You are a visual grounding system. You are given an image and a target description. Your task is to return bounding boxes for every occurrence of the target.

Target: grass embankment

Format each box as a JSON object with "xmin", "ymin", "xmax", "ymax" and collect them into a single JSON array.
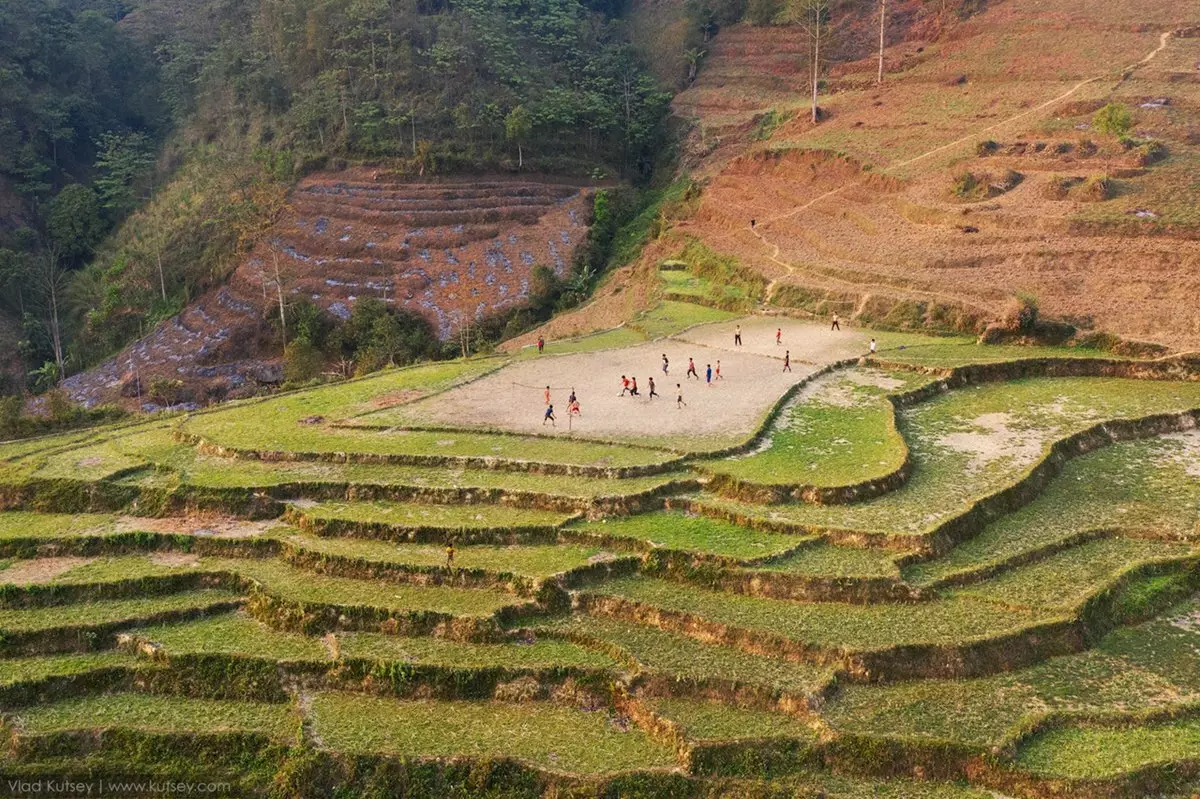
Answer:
[
  {"xmin": 565, "ymin": 512, "xmax": 805, "ymax": 561},
  {"xmin": 699, "ymin": 377, "xmax": 1200, "ymax": 540},
  {"xmin": 0, "ymin": 590, "xmax": 241, "ymax": 634},
  {"xmin": 306, "ymin": 692, "xmax": 678, "ymax": 774},
  {"xmin": 702, "ymin": 368, "xmax": 929, "ymax": 489},
  {"xmin": 543, "ymin": 614, "xmax": 833, "ymax": 696},
  {"xmin": 824, "ymin": 597, "xmax": 1200, "ymax": 747},
  {"xmin": 13, "ymin": 693, "xmax": 299, "ymax": 739},
  {"xmin": 650, "ymin": 697, "xmax": 814, "ymax": 742},
  {"xmin": 584, "ymin": 574, "xmax": 1048, "ymax": 650},
  {"xmin": 904, "ymin": 433, "xmax": 1200, "ymax": 585}
]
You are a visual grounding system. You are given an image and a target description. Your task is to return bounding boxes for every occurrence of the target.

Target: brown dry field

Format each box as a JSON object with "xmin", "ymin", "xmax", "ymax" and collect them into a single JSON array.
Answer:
[
  {"xmin": 665, "ymin": 0, "xmax": 1200, "ymax": 349},
  {"xmin": 385, "ymin": 319, "xmax": 872, "ymax": 451}
]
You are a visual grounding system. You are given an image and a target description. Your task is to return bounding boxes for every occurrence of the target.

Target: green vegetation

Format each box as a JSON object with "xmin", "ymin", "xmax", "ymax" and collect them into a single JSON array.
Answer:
[
  {"xmin": 0, "ymin": 512, "xmax": 117, "ymax": 542},
  {"xmin": 544, "ymin": 615, "xmax": 834, "ymax": 696},
  {"xmin": 752, "ymin": 543, "xmax": 902, "ymax": 579},
  {"xmin": 628, "ymin": 301, "xmax": 737, "ymax": 340},
  {"xmin": 585, "ymin": 574, "xmax": 1048, "ymax": 650},
  {"xmin": 0, "ymin": 651, "xmax": 136, "ymax": 685},
  {"xmin": 703, "ymin": 368, "xmax": 927, "ymax": 488},
  {"xmin": 661, "ymin": 239, "xmax": 768, "ymax": 311},
  {"xmin": 307, "ymin": 693, "xmax": 677, "ymax": 774},
  {"xmin": 0, "ymin": 590, "xmax": 241, "ymax": 634},
  {"xmin": 877, "ymin": 342, "xmax": 1125, "ymax": 367},
  {"xmin": 905, "ymin": 434, "xmax": 1200, "ymax": 586},
  {"xmin": 287, "ymin": 534, "xmax": 605, "ymax": 579},
  {"xmin": 702, "ymin": 377, "xmax": 1200, "ymax": 540},
  {"xmin": 335, "ymin": 633, "xmax": 615, "ymax": 670},
  {"xmin": 132, "ymin": 613, "xmax": 329, "ymax": 662},
  {"xmin": 650, "ymin": 697, "xmax": 814, "ymax": 742},
  {"xmin": 14, "ymin": 693, "xmax": 298, "ymax": 740},
  {"xmin": 566, "ymin": 511, "xmax": 803, "ymax": 561},
  {"xmin": 292, "ymin": 501, "xmax": 574, "ymax": 534},
  {"xmin": 1016, "ymin": 718, "xmax": 1200, "ymax": 778}
]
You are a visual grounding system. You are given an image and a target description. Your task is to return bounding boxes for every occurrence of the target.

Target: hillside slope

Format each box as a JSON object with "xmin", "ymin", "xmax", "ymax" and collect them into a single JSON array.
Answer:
[
  {"xmin": 669, "ymin": 0, "xmax": 1200, "ymax": 348},
  {"xmin": 63, "ymin": 171, "xmax": 591, "ymax": 407}
]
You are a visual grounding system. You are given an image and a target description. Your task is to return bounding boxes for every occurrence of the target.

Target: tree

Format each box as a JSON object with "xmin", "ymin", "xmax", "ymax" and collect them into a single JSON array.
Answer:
[
  {"xmin": 1092, "ymin": 103, "xmax": 1133, "ymax": 174},
  {"xmin": 684, "ymin": 48, "xmax": 707, "ymax": 84},
  {"xmin": 1092, "ymin": 103, "xmax": 1132, "ymax": 140},
  {"xmin": 93, "ymin": 132, "xmax": 155, "ymax": 217},
  {"xmin": 32, "ymin": 245, "xmax": 69, "ymax": 379},
  {"xmin": 877, "ymin": 0, "xmax": 886, "ymax": 84},
  {"xmin": 505, "ymin": 105, "xmax": 533, "ymax": 169},
  {"xmin": 785, "ymin": 0, "xmax": 832, "ymax": 124},
  {"xmin": 45, "ymin": 185, "xmax": 105, "ymax": 264}
]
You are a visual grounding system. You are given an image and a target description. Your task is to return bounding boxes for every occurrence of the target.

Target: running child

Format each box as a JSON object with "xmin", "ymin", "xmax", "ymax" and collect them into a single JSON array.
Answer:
[
  {"xmin": 620, "ymin": 375, "xmax": 632, "ymax": 396},
  {"xmin": 869, "ymin": 338, "xmax": 877, "ymax": 355},
  {"xmin": 537, "ymin": 335, "xmax": 545, "ymax": 354},
  {"xmin": 686, "ymin": 358, "xmax": 698, "ymax": 380},
  {"xmin": 543, "ymin": 404, "xmax": 556, "ymax": 426},
  {"xmin": 776, "ymin": 328, "xmax": 782, "ymax": 346},
  {"xmin": 662, "ymin": 354, "xmax": 669, "ymax": 376},
  {"xmin": 648, "ymin": 376, "xmax": 659, "ymax": 398},
  {"xmin": 706, "ymin": 364, "xmax": 712, "ymax": 386},
  {"xmin": 569, "ymin": 397, "xmax": 581, "ymax": 416},
  {"xmin": 631, "ymin": 376, "xmax": 640, "ymax": 396},
  {"xmin": 544, "ymin": 386, "xmax": 551, "ymax": 406},
  {"xmin": 715, "ymin": 360, "xmax": 723, "ymax": 380},
  {"xmin": 783, "ymin": 350, "xmax": 792, "ymax": 372},
  {"xmin": 676, "ymin": 384, "xmax": 687, "ymax": 408}
]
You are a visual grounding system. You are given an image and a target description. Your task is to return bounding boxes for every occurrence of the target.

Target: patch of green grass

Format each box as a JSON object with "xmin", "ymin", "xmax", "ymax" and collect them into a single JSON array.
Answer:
[
  {"xmin": 22, "ymin": 554, "xmax": 209, "ymax": 585},
  {"xmin": 1015, "ymin": 718, "xmax": 1200, "ymax": 778},
  {"xmin": 824, "ymin": 598, "xmax": 1200, "ymax": 748},
  {"xmin": 0, "ymin": 512, "xmax": 118, "ymax": 542},
  {"xmin": 294, "ymin": 500, "xmax": 575, "ymax": 532},
  {"xmin": 0, "ymin": 589, "xmax": 241, "ymax": 633},
  {"xmin": 905, "ymin": 434, "xmax": 1200, "ymax": 585},
  {"xmin": 307, "ymin": 692, "xmax": 678, "ymax": 774},
  {"xmin": 650, "ymin": 697, "xmax": 815, "ymax": 742},
  {"xmin": 286, "ymin": 534, "xmax": 606, "ymax": 579},
  {"xmin": 565, "ymin": 511, "xmax": 802, "ymax": 561},
  {"xmin": 126, "ymin": 450, "xmax": 687, "ymax": 498},
  {"xmin": 0, "ymin": 651, "xmax": 137, "ymax": 685},
  {"xmin": 513, "ymin": 327, "xmax": 648, "ymax": 359},
  {"xmin": 543, "ymin": 615, "xmax": 833, "ymax": 695},
  {"xmin": 751, "ymin": 543, "xmax": 902, "ymax": 579},
  {"xmin": 629, "ymin": 301, "xmax": 736, "ymax": 340},
  {"xmin": 950, "ymin": 537, "xmax": 1195, "ymax": 611},
  {"xmin": 14, "ymin": 693, "xmax": 299, "ymax": 740},
  {"xmin": 335, "ymin": 632, "xmax": 616, "ymax": 669},
  {"xmin": 585, "ymin": 575, "xmax": 1049, "ymax": 650},
  {"xmin": 706, "ymin": 378, "xmax": 1200, "ymax": 540},
  {"xmin": 132, "ymin": 612, "xmax": 330, "ymax": 661},
  {"xmin": 703, "ymin": 369, "xmax": 923, "ymax": 489},
  {"xmin": 215, "ymin": 558, "xmax": 521, "ymax": 617},
  {"xmin": 878, "ymin": 342, "xmax": 1133, "ymax": 368}
]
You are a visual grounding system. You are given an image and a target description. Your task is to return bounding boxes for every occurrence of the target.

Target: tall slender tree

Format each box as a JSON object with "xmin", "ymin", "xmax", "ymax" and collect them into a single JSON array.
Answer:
[{"xmin": 878, "ymin": 0, "xmax": 886, "ymax": 83}]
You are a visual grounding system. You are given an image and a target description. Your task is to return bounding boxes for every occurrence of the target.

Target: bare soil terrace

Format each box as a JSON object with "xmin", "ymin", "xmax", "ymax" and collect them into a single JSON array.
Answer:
[{"xmin": 357, "ymin": 320, "xmax": 872, "ymax": 450}]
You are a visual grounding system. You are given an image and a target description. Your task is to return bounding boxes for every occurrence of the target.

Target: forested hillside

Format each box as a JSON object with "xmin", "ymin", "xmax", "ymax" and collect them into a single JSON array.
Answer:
[{"xmin": 0, "ymin": 0, "xmax": 672, "ymax": 402}]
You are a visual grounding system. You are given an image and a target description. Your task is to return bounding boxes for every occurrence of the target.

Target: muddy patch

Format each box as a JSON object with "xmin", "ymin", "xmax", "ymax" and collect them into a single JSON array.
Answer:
[
  {"xmin": 0, "ymin": 556, "xmax": 94, "ymax": 585},
  {"xmin": 1161, "ymin": 429, "xmax": 1200, "ymax": 477},
  {"xmin": 116, "ymin": 516, "xmax": 279, "ymax": 539},
  {"xmin": 1169, "ymin": 606, "xmax": 1200, "ymax": 635},
  {"xmin": 936, "ymin": 412, "xmax": 1045, "ymax": 473},
  {"xmin": 842, "ymin": 369, "xmax": 908, "ymax": 393}
]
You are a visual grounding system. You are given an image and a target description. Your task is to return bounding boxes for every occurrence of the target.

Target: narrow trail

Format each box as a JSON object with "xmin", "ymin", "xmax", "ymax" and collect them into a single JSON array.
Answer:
[{"xmin": 749, "ymin": 30, "xmax": 1175, "ymax": 311}]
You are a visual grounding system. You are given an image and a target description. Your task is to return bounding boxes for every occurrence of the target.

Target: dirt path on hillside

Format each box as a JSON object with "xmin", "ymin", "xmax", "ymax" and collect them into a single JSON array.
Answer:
[{"xmin": 749, "ymin": 30, "xmax": 1175, "ymax": 311}]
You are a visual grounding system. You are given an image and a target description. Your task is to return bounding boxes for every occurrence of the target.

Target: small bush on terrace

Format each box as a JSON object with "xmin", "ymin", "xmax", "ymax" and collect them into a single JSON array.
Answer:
[{"xmin": 1000, "ymin": 293, "xmax": 1039, "ymax": 333}]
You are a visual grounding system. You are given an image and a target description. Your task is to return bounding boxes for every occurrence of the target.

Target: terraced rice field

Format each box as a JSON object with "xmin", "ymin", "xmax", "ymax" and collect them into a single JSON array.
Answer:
[{"xmin": 1, "ymin": 314, "xmax": 1198, "ymax": 796}]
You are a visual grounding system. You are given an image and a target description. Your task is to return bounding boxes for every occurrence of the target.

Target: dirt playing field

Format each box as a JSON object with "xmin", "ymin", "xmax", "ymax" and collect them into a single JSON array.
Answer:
[{"xmin": 389, "ymin": 319, "xmax": 873, "ymax": 450}]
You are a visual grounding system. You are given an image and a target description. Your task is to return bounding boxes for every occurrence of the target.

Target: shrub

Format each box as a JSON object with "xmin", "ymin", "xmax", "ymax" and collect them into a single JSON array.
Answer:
[
  {"xmin": 1000, "ymin": 293, "xmax": 1039, "ymax": 332},
  {"xmin": 147, "ymin": 378, "xmax": 184, "ymax": 406},
  {"xmin": 1133, "ymin": 140, "xmax": 1167, "ymax": 166},
  {"xmin": 1077, "ymin": 137, "xmax": 1098, "ymax": 156},
  {"xmin": 1043, "ymin": 176, "xmax": 1082, "ymax": 200},
  {"xmin": 950, "ymin": 170, "xmax": 981, "ymax": 198},
  {"xmin": 1078, "ymin": 175, "xmax": 1114, "ymax": 201},
  {"xmin": 1053, "ymin": 141, "xmax": 1072, "ymax": 154},
  {"xmin": 976, "ymin": 140, "xmax": 999, "ymax": 157},
  {"xmin": 283, "ymin": 340, "xmax": 325, "ymax": 383},
  {"xmin": 1092, "ymin": 103, "xmax": 1133, "ymax": 140}
]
